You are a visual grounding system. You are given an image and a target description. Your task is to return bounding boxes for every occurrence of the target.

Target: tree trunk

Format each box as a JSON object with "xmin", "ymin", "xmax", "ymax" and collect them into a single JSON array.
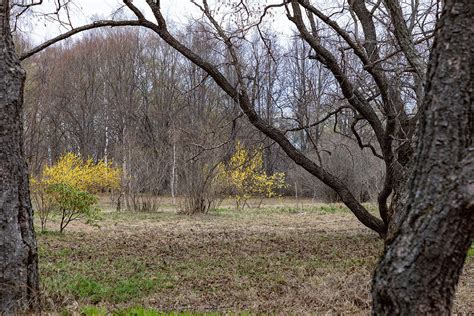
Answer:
[
  {"xmin": 372, "ymin": 0, "xmax": 474, "ymax": 314},
  {"xmin": 0, "ymin": 0, "xmax": 39, "ymax": 312}
]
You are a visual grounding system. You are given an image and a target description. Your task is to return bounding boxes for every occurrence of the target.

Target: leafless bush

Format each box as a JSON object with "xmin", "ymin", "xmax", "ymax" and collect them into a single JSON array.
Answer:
[
  {"xmin": 178, "ymin": 159, "xmax": 223, "ymax": 215},
  {"xmin": 287, "ymin": 133, "xmax": 384, "ymax": 203},
  {"xmin": 124, "ymin": 193, "xmax": 161, "ymax": 213},
  {"xmin": 31, "ymin": 185, "xmax": 55, "ymax": 232}
]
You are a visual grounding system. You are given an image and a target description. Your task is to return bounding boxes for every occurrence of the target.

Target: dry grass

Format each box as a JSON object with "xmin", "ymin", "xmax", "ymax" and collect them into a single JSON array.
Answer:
[{"xmin": 36, "ymin": 198, "xmax": 474, "ymax": 314}]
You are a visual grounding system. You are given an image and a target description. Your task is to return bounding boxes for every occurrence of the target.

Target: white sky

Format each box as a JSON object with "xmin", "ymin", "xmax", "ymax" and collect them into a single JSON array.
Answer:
[
  {"xmin": 22, "ymin": 0, "xmax": 294, "ymax": 44},
  {"xmin": 25, "ymin": 1, "xmax": 190, "ymax": 42}
]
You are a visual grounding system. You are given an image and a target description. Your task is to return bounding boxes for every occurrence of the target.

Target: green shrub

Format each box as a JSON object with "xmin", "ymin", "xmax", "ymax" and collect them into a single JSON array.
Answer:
[{"xmin": 47, "ymin": 183, "xmax": 99, "ymax": 233}]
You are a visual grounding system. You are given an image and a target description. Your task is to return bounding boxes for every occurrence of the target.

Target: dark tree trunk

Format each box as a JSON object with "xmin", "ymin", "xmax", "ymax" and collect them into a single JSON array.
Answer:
[
  {"xmin": 0, "ymin": 0, "xmax": 39, "ymax": 312},
  {"xmin": 372, "ymin": 0, "xmax": 474, "ymax": 314}
]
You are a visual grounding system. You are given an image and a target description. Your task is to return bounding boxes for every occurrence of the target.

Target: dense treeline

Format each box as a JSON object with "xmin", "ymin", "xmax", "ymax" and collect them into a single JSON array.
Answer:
[{"xmin": 21, "ymin": 27, "xmax": 383, "ymax": 205}]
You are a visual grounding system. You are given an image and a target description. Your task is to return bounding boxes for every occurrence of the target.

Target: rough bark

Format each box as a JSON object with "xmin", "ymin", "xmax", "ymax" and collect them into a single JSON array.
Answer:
[
  {"xmin": 372, "ymin": 0, "xmax": 474, "ymax": 313},
  {"xmin": 0, "ymin": 0, "xmax": 39, "ymax": 312}
]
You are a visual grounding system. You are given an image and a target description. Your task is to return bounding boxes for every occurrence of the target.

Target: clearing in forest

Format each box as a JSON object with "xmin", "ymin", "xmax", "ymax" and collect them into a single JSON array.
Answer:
[{"xmin": 37, "ymin": 198, "xmax": 474, "ymax": 314}]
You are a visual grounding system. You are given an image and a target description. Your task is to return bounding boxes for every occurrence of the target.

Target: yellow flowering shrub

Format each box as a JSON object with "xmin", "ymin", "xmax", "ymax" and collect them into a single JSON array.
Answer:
[
  {"xmin": 31, "ymin": 152, "xmax": 121, "ymax": 232},
  {"xmin": 41, "ymin": 152, "xmax": 121, "ymax": 193},
  {"xmin": 218, "ymin": 143, "xmax": 286, "ymax": 209}
]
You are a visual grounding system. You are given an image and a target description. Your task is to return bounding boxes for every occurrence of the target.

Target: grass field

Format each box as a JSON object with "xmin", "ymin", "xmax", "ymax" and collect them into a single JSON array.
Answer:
[{"xmin": 36, "ymin": 198, "xmax": 474, "ymax": 314}]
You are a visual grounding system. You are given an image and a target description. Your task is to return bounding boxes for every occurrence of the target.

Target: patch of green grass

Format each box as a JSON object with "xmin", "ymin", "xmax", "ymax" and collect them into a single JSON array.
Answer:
[
  {"xmin": 69, "ymin": 276, "xmax": 106, "ymax": 303},
  {"xmin": 264, "ymin": 203, "xmax": 350, "ymax": 215},
  {"xmin": 39, "ymin": 243, "xmax": 177, "ymax": 304},
  {"xmin": 80, "ymin": 306, "xmax": 108, "ymax": 316},
  {"xmin": 60, "ymin": 271, "xmax": 175, "ymax": 303},
  {"xmin": 467, "ymin": 246, "xmax": 474, "ymax": 258},
  {"xmin": 84, "ymin": 306, "xmax": 225, "ymax": 316},
  {"xmin": 55, "ymin": 247, "xmax": 73, "ymax": 257},
  {"xmin": 92, "ymin": 201, "xmax": 357, "ymax": 222},
  {"xmin": 319, "ymin": 204, "xmax": 344, "ymax": 214},
  {"xmin": 209, "ymin": 207, "xmax": 232, "ymax": 216},
  {"xmin": 114, "ymin": 307, "xmax": 160, "ymax": 316},
  {"xmin": 208, "ymin": 207, "xmax": 254, "ymax": 219},
  {"xmin": 208, "ymin": 204, "xmax": 350, "ymax": 218}
]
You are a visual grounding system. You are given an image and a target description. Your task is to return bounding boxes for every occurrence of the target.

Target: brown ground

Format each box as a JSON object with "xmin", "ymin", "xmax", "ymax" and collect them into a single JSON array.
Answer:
[{"xmin": 37, "ymin": 199, "xmax": 474, "ymax": 314}]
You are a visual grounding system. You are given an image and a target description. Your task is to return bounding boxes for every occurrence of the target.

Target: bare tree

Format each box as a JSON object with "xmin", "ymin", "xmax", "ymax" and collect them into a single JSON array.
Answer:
[{"xmin": 17, "ymin": 1, "xmax": 440, "ymax": 236}]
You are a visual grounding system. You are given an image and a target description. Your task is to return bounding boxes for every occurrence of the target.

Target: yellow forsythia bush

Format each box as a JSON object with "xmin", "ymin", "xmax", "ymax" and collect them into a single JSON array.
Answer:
[
  {"xmin": 41, "ymin": 152, "xmax": 121, "ymax": 193},
  {"xmin": 218, "ymin": 142, "xmax": 286, "ymax": 209},
  {"xmin": 31, "ymin": 152, "xmax": 121, "ymax": 232}
]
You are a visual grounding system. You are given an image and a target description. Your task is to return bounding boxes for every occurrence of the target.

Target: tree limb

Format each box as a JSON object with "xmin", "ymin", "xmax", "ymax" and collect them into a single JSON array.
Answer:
[{"xmin": 20, "ymin": 20, "xmax": 142, "ymax": 60}]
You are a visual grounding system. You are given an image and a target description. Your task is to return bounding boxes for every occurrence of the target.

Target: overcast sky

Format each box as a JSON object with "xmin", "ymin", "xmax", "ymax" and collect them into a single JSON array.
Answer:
[
  {"xmin": 25, "ymin": 0, "xmax": 191, "ymax": 42},
  {"xmin": 23, "ymin": 0, "xmax": 294, "ymax": 44}
]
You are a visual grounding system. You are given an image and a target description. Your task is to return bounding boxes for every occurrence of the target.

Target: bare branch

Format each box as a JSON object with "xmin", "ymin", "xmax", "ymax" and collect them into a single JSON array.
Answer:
[
  {"xmin": 20, "ymin": 20, "xmax": 142, "ymax": 60},
  {"xmin": 384, "ymin": 0, "xmax": 427, "ymax": 81},
  {"xmin": 285, "ymin": 106, "xmax": 349, "ymax": 133}
]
